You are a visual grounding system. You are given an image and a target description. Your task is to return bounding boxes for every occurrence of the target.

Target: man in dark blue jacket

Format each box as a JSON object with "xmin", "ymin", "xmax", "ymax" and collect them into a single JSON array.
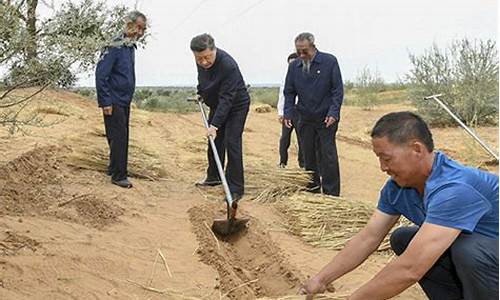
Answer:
[
  {"xmin": 191, "ymin": 33, "xmax": 250, "ymax": 201},
  {"xmin": 284, "ymin": 32, "xmax": 344, "ymax": 196},
  {"xmin": 95, "ymin": 11, "xmax": 147, "ymax": 188}
]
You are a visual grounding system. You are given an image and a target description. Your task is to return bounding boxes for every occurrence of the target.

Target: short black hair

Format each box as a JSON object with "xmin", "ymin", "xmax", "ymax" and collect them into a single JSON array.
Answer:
[
  {"xmin": 190, "ymin": 33, "xmax": 215, "ymax": 52},
  {"xmin": 287, "ymin": 52, "xmax": 298, "ymax": 62},
  {"xmin": 371, "ymin": 111, "xmax": 434, "ymax": 152}
]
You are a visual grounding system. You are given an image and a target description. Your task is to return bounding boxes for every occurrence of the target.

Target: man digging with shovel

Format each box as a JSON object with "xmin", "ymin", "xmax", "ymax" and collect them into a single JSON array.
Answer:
[{"xmin": 190, "ymin": 33, "xmax": 250, "ymax": 204}]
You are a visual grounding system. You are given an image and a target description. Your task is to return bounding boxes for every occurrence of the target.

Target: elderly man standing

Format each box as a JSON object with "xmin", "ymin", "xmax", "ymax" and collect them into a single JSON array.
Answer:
[
  {"xmin": 300, "ymin": 112, "xmax": 499, "ymax": 300},
  {"xmin": 95, "ymin": 11, "xmax": 147, "ymax": 188},
  {"xmin": 284, "ymin": 32, "xmax": 343, "ymax": 196},
  {"xmin": 191, "ymin": 33, "xmax": 250, "ymax": 201}
]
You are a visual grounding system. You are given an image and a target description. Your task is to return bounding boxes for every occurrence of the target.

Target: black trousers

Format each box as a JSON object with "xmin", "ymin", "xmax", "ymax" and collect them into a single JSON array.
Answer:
[
  {"xmin": 390, "ymin": 226, "xmax": 499, "ymax": 300},
  {"xmin": 206, "ymin": 106, "xmax": 249, "ymax": 195},
  {"xmin": 279, "ymin": 112, "xmax": 304, "ymax": 167},
  {"xmin": 103, "ymin": 104, "xmax": 130, "ymax": 181},
  {"xmin": 298, "ymin": 118, "xmax": 340, "ymax": 196}
]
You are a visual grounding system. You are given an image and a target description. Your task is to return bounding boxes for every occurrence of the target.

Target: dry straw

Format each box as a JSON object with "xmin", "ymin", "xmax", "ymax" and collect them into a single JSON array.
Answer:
[
  {"xmin": 245, "ymin": 161, "xmax": 311, "ymax": 202},
  {"xmin": 254, "ymin": 104, "xmax": 272, "ymax": 113},
  {"xmin": 276, "ymin": 193, "xmax": 409, "ymax": 252},
  {"xmin": 66, "ymin": 131, "xmax": 168, "ymax": 180}
]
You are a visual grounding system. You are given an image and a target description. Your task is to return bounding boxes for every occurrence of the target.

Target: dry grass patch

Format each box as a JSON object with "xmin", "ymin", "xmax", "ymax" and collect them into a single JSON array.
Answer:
[
  {"xmin": 66, "ymin": 134, "xmax": 168, "ymax": 180},
  {"xmin": 276, "ymin": 193, "xmax": 409, "ymax": 252}
]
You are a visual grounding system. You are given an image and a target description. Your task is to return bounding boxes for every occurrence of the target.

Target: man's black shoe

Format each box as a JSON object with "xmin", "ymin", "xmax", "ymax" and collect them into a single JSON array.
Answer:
[
  {"xmin": 112, "ymin": 178, "xmax": 133, "ymax": 188},
  {"xmin": 195, "ymin": 179, "xmax": 222, "ymax": 187},
  {"xmin": 306, "ymin": 185, "xmax": 321, "ymax": 194}
]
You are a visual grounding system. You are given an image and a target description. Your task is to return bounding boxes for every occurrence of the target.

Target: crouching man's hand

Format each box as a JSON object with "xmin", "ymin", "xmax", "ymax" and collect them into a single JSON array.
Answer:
[{"xmin": 298, "ymin": 275, "xmax": 328, "ymax": 297}]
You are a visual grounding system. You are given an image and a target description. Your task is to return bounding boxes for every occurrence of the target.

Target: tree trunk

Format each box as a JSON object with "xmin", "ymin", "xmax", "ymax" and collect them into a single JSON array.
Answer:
[{"xmin": 25, "ymin": 0, "xmax": 38, "ymax": 63}]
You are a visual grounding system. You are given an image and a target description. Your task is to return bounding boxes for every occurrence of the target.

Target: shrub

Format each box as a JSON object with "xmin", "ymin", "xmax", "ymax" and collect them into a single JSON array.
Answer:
[
  {"xmin": 406, "ymin": 39, "xmax": 498, "ymax": 126},
  {"xmin": 352, "ymin": 67, "xmax": 385, "ymax": 110}
]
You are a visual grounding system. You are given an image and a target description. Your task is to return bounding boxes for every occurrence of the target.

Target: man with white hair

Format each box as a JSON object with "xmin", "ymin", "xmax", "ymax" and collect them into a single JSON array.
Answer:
[
  {"xmin": 283, "ymin": 32, "xmax": 344, "ymax": 196},
  {"xmin": 95, "ymin": 11, "xmax": 147, "ymax": 188}
]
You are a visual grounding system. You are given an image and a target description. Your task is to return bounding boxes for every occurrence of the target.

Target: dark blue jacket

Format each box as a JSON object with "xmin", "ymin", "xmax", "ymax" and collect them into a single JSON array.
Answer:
[
  {"xmin": 95, "ymin": 41, "xmax": 136, "ymax": 107},
  {"xmin": 196, "ymin": 49, "xmax": 250, "ymax": 128},
  {"xmin": 284, "ymin": 50, "xmax": 343, "ymax": 122}
]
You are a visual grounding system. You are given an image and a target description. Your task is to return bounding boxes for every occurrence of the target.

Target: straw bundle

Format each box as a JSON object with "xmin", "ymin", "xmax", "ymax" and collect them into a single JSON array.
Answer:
[
  {"xmin": 254, "ymin": 104, "xmax": 272, "ymax": 113},
  {"xmin": 66, "ymin": 136, "xmax": 168, "ymax": 180},
  {"xmin": 276, "ymin": 193, "xmax": 409, "ymax": 252},
  {"xmin": 245, "ymin": 161, "xmax": 311, "ymax": 202}
]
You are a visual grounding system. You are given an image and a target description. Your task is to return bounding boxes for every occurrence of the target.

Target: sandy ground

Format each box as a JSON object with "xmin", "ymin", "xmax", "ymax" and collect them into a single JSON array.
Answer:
[{"xmin": 0, "ymin": 90, "xmax": 497, "ymax": 299}]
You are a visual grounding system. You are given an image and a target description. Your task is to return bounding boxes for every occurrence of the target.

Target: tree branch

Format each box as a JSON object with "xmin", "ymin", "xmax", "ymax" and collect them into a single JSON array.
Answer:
[{"xmin": 0, "ymin": 82, "xmax": 50, "ymax": 108}]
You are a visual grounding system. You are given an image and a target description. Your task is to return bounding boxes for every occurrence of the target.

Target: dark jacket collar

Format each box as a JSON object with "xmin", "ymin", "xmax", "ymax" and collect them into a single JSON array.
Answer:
[{"xmin": 297, "ymin": 49, "xmax": 322, "ymax": 67}]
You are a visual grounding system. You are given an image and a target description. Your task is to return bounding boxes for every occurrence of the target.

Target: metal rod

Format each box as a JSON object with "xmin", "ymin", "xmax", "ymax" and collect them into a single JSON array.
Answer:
[
  {"xmin": 196, "ymin": 100, "xmax": 234, "ymax": 207},
  {"xmin": 424, "ymin": 94, "xmax": 499, "ymax": 161}
]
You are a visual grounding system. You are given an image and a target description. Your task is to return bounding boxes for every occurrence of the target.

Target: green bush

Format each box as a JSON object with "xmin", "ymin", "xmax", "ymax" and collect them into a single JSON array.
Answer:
[
  {"xmin": 249, "ymin": 87, "xmax": 279, "ymax": 107},
  {"xmin": 348, "ymin": 67, "xmax": 385, "ymax": 110},
  {"xmin": 406, "ymin": 39, "xmax": 498, "ymax": 126},
  {"xmin": 132, "ymin": 87, "xmax": 199, "ymax": 113},
  {"xmin": 74, "ymin": 88, "xmax": 96, "ymax": 99}
]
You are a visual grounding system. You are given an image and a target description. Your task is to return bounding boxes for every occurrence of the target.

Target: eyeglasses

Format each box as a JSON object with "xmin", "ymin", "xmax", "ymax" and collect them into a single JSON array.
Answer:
[{"xmin": 296, "ymin": 48, "xmax": 312, "ymax": 55}]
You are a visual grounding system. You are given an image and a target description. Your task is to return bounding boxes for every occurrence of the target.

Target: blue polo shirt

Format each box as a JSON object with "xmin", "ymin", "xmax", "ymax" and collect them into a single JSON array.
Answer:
[
  {"xmin": 95, "ymin": 39, "xmax": 136, "ymax": 108},
  {"xmin": 378, "ymin": 152, "xmax": 499, "ymax": 239},
  {"xmin": 283, "ymin": 50, "xmax": 343, "ymax": 122}
]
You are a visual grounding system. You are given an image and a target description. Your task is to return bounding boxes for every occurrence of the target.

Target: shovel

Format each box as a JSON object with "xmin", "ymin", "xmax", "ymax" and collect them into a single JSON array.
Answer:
[{"xmin": 187, "ymin": 96, "xmax": 249, "ymax": 237}]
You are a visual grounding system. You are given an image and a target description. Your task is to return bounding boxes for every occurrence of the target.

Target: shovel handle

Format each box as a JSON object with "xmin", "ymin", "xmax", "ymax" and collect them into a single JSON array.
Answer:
[{"xmin": 193, "ymin": 97, "xmax": 235, "ymax": 208}]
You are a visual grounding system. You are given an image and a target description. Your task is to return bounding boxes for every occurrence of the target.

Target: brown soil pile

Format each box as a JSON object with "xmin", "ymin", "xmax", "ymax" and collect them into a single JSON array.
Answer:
[
  {"xmin": 52, "ymin": 194, "xmax": 124, "ymax": 229},
  {"xmin": 0, "ymin": 145, "xmax": 67, "ymax": 216},
  {"xmin": 189, "ymin": 203, "xmax": 303, "ymax": 299},
  {"xmin": 0, "ymin": 145, "xmax": 123, "ymax": 229}
]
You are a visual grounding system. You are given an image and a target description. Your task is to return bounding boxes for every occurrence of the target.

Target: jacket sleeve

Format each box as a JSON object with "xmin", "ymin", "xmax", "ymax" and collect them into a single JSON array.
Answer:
[
  {"xmin": 210, "ymin": 63, "xmax": 239, "ymax": 128},
  {"xmin": 326, "ymin": 57, "xmax": 344, "ymax": 120},
  {"xmin": 283, "ymin": 63, "xmax": 297, "ymax": 119},
  {"xmin": 95, "ymin": 47, "xmax": 117, "ymax": 107}
]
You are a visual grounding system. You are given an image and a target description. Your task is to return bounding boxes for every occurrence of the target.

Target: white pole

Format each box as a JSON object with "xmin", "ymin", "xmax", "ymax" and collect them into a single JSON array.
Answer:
[{"xmin": 424, "ymin": 94, "xmax": 499, "ymax": 162}]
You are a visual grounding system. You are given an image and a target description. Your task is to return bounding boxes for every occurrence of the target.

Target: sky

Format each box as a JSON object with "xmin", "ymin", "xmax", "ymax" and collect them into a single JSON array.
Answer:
[{"xmin": 40, "ymin": 0, "xmax": 498, "ymax": 86}]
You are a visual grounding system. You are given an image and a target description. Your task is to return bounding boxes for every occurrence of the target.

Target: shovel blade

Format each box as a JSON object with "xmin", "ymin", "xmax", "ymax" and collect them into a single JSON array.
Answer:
[{"xmin": 211, "ymin": 218, "xmax": 249, "ymax": 236}]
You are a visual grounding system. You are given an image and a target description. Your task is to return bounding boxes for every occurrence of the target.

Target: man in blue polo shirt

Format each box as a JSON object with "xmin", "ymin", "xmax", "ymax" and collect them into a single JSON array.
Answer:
[
  {"xmin": 96, "ymin": 11, "xmax": 147, "ymax": 188},
  {"xmin": 284, "ymin": 32, "xmax": 343, "ymax": 196},
  {"xmin": 300, "ymin": 112, "xmax": 498, "ymax": 300}
]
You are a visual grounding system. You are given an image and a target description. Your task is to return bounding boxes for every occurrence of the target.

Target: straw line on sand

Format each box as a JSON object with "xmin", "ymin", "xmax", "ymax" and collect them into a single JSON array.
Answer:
[
  {"xmin": 126, "ymin": 279, "xmax": 201, "ymax": 300},
  {"xmin": 204, "ymin": 221, "xmax": 220, "ymax": 250},
  {"xmin": 157, "ymin": 248, "xmax": 173, "ymax": 278},
  {"xmin": 147, "ymin": 252, "xmax": 159, "ymax": 286},
  {"xmin": 221, "ymin": 278, "xmax": 259, "ymax": 299}
]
